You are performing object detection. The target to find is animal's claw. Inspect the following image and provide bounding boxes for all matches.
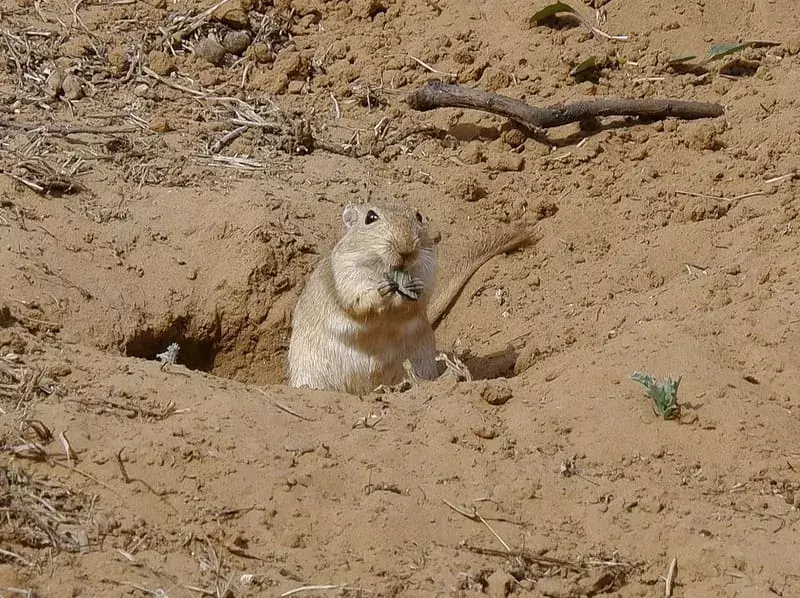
[378,279,399,296]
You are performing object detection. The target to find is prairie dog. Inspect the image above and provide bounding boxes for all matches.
[287,199,531,394]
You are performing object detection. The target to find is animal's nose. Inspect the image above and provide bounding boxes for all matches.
[390,248,416,269]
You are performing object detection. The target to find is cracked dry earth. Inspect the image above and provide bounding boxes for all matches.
[2,0,800,597]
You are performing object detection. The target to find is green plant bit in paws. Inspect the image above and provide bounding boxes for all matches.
[390,269,421,301]
[631,371,681,420]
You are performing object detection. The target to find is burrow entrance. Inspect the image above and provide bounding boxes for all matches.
[124,316,219,373]
[122,310,291,386]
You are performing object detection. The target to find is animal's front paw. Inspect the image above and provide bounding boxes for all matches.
[402,275,424,297]
[377,279,399,297]
[389,269,421,301]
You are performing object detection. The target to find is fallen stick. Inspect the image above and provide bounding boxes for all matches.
[405,81,724,130]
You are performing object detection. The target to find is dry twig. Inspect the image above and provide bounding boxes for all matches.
[406,81,724,132]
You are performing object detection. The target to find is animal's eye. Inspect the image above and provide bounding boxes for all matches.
[415,211,424,223]
[364,209,379,225]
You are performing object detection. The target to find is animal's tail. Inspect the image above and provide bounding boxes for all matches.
[428,227,535,328]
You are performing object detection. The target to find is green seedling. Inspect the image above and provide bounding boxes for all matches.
[570,55,599,80]
[668,40,780,67]
[631,371,681,420]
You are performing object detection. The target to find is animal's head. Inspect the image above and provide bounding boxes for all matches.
[335,199,437,300]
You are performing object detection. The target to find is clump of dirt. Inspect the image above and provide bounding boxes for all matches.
[2,0,800,596]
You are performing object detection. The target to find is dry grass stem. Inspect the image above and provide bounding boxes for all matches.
[260,390,316,422]
[280,585,347,597]
[663,556,678,597]
[406,54,457,79]
[0,463,102,559]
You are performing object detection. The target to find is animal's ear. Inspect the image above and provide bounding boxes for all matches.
[342,204,360,229]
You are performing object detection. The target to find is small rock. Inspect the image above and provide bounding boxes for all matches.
[460,141,485,165]
[250,71,288,94]
[464,60,489,82]
[684,122,719,151]
[678,197,729,222]
[785,35,800,55]
[198,68,223,88]
[481,381,513,406]
[223,30,251,55]
[0,303,13,327]
[292,0,322,16]
[149,116,171,133]
[273,51,307,79]
[514,344,545,375]
[486,570,516,598]
[282,531,305,548]
[61,74,84,100]
[245,42,273,63]
[580,571,618,596]
[532,199,557,219]
[133,83,150,97]
[213,0,250,28]
[480,66,511,91]
[195,36,227,66]
[725,264,741,275]
[45,69,65,98]
[501,126,527,147]
[472,425,498,439]
[446,175,486,202]
[107,46,129,76]
[352,0,385,19]
[452,45,475,65]
[486,150,524,172]
[60,37,89,58]
[535,576,578,598]
[147,50,175,76]
[711,76,731,96]
[287,80,305,94]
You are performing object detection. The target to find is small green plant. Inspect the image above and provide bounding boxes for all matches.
[631,371,681,419]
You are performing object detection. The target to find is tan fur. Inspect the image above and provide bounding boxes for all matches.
[287,199,532,394]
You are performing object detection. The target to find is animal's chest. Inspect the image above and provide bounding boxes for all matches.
[329,313,435,393]
[341,316,423,355]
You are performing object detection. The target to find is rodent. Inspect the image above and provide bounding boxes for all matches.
[287,199,532,394]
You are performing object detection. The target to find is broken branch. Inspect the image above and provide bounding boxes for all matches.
[405,81,724,130]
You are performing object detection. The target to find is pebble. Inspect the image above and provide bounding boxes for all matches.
[147,50,175,76]
[61,74,84,100]
[486,570,516,598]
[223,30,251,55]
[45,69,65,98]
[486,150,525,172]
[481,381,513,405]
[195,36,227,66]
[446,175,486,202]
[149,116,171,133]
[352,0,385,19]
[213,0,250,28]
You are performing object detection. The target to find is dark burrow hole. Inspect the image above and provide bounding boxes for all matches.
[124,317,219,373]
[460,344,519,380]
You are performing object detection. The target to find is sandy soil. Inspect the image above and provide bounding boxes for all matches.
[2,0,800,596]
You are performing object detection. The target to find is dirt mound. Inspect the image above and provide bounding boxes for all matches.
[2,0,800,596]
